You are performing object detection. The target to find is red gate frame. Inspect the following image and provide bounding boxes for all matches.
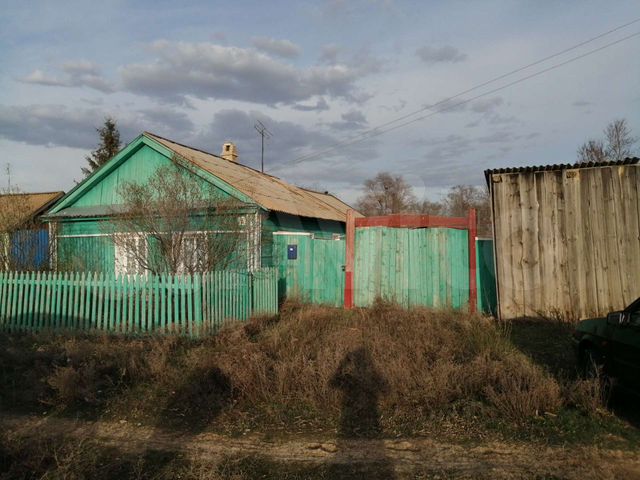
[344,209,477,312]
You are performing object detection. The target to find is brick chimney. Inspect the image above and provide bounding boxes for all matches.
[221,142,238,162]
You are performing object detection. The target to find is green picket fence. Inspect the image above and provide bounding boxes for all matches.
[0,268,278,336]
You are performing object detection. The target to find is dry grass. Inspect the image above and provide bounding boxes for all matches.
[0,301,608,436]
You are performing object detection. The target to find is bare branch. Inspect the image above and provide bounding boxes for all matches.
[106,158,248,275]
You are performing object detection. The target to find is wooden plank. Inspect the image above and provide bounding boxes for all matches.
[193,273,202,337]
[467,208,477,313]
[71,272,80,330]
[16,272,25,330]
[160,274,167,333]
[168,274,175,333]
[563,169,583,318]
[503,175,523,317]
[600,167,624,311]
[344,209,355,308]
[42,273,51,330]
[179,274,186,334]
[114,274,122,333]
[581,170,601,317]
[97,273,105,331]
[6,272,15,331]
[26,272,35,331]
[619,166,640,305]
[153,274,160,333]
[355,214,468,229]
[0,272,7,328]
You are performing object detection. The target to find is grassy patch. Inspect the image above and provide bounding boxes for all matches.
[0,301,636,446]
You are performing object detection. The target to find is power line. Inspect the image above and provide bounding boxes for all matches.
[278,20,640,167]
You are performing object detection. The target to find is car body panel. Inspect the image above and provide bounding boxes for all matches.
[574,297,640,392]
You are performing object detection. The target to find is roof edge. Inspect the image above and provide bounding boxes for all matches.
[484,157,640,185]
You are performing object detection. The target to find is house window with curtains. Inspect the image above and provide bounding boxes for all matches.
[176,232,208,274]
[114,234,147,276]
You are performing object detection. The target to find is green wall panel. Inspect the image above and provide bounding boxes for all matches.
[476,239,497,315]
[261,212,345,267]
[57,236,115,273]
[72,145,232,208]
[273,234,345,306]
[354,227,470,309]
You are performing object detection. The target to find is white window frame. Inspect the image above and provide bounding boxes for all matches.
[114,233,147,276]
[176,231,209,275]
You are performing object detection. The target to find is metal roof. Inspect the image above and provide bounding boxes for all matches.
[484,157,639,184]
[144,132,361,223]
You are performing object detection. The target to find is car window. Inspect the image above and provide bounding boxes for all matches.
[631,311,640,327]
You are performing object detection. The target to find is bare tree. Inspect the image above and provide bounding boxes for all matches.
[577,119,637,164]
[105,159,248,275]
[577,139,606,164]
[356,172,417,216]
[415,199,444,216]
[604,119,637,161]
[441,185,492,237]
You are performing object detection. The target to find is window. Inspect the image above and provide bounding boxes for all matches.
[176,232,208,274]
[114,234,147,276]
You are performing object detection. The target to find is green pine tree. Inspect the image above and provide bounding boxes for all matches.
[82,117,122,177]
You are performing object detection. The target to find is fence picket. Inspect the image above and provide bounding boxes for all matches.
[7,272,14,329]
[16,272,25,330]
[0,269,275,335]
[26,272,35,331]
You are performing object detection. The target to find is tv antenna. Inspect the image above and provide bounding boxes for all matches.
[254,120,272,173]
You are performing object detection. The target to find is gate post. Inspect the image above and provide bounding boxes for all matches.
[468,208,478,313]
[344,209,355,309]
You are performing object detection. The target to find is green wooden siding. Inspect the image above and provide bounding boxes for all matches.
[261,212,345,267]
[72,145,233,208]
[476,239,497,315]
[354,227,470,309]
[0,269,278,336]
[58,235,115,272]
[273,234,345,306]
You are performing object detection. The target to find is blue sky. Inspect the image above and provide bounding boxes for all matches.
[1,0,639,204]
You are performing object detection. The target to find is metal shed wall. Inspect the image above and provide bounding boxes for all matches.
[490,164,640,320]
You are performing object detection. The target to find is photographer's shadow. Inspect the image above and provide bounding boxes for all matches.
[328,347,395,479]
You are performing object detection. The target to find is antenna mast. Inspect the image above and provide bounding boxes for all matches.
[254,120,272,173]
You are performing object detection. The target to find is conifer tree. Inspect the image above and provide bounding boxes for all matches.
[82,117,121,177]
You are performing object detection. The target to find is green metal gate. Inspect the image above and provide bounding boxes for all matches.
[273,234,345,306]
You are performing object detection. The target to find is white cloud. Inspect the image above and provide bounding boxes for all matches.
[0,104,194,149]
[20,60,114,93]
[251,37,301,58]
[119,40,372,106]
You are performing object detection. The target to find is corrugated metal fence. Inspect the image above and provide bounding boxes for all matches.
[0,268,277,336]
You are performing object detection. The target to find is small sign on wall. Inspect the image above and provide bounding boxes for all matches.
[287,244,297,260]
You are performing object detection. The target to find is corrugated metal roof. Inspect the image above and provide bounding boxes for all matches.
[0,191,64,225]
[144,132,361,222]
[484,157,639,184]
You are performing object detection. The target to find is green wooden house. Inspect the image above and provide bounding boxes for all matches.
[44,132,356,274]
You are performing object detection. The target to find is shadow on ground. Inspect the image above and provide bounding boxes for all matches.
[508,318,577,379]
[157,365,234,433]
[509,317,640,430]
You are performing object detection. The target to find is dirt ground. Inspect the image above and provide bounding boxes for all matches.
[2,414,640,479]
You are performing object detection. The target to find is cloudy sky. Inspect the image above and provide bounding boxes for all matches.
[1,0,639,204]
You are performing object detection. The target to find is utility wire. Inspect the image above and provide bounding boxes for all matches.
[278,20,640,167]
